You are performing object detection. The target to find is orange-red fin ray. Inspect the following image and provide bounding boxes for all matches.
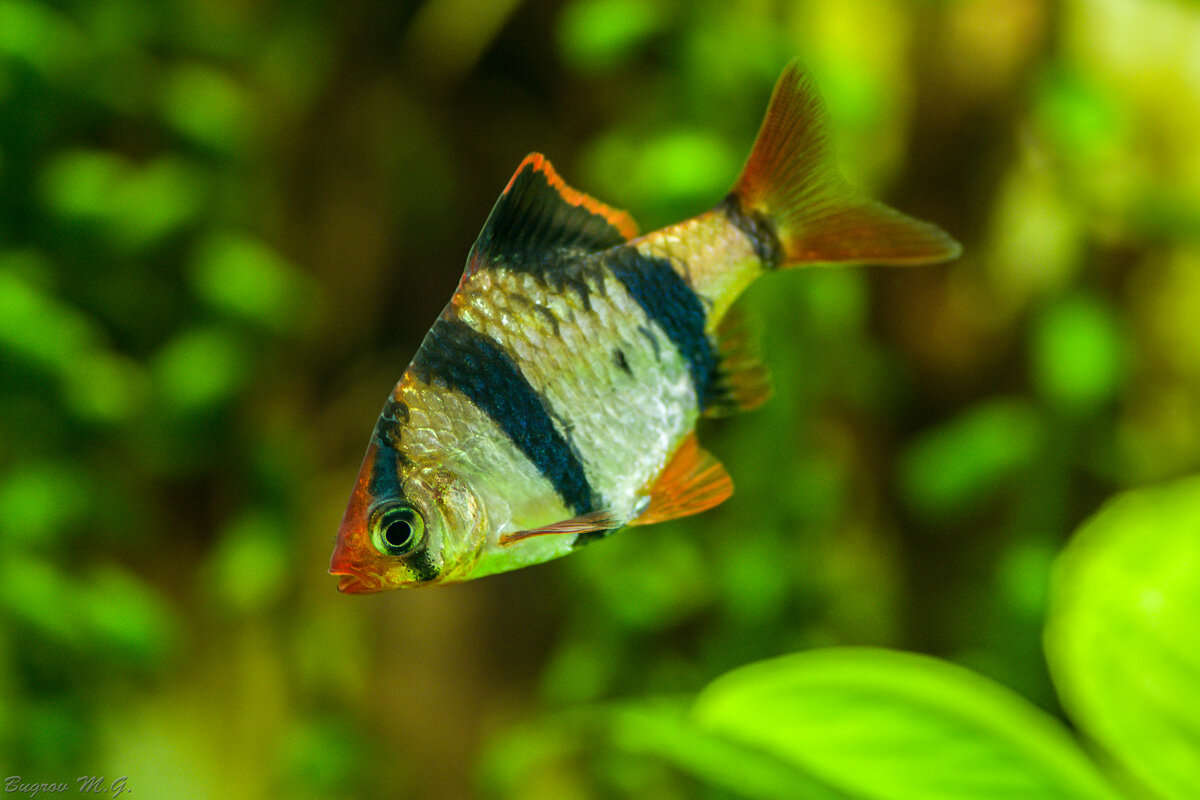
[465,153,639,276]
[499,509,623,546]
[706,306,772,418]
[730,60,961,268]
[630,432,734,526]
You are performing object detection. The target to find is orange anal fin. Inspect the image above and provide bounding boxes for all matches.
[630,432,734,526]
[499,510,623,546]
[706,305,772,418]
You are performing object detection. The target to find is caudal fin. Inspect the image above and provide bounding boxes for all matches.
[731,61,961,268]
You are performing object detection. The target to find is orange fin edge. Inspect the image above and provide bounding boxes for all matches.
[630,432,733,526]
[507,154,640,241]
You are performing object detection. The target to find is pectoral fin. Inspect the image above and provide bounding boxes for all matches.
[499,509,623,546]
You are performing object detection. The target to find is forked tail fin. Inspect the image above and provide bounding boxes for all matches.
[730,60,961,268]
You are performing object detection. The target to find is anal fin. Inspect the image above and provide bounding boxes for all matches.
[630,432,733,526]
[705,306,772,418]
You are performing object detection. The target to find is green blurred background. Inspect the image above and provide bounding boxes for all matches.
[2,0,1198,797]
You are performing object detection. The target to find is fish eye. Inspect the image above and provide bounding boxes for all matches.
[370,504,425,556]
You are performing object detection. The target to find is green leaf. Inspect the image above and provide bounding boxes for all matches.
[0,262,99,373]
[152,325,250,413]
[160,62,254,153]
[0,460,92,546]
[899,398,1044,519]
[189,232,313,333]
[0,0,87,80]
[692,648,1124,800]
[1031,294,1124,413]
[559,0,670,72]
[78,565,178,669]
[202,509,290,613]
[41,151,205,249]
[608,700,851,800]
[1046,476,1200,800]
[0,552,82,646]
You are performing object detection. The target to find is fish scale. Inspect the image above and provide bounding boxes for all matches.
[398,381,574,578]
[330,61,961,591]
[450,262,697,526]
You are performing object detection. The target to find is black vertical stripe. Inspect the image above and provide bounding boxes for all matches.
[409,317,597,516]
[717,193,783,269]
[372,397,411,457]
[606,248,717,408]
[366,445,438,582]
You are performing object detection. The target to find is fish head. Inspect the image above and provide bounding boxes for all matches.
[330,439,486,592]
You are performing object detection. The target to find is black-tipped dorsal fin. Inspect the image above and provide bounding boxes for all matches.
[465,154,639,275]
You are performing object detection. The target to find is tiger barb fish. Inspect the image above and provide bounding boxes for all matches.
[331,61,960,592]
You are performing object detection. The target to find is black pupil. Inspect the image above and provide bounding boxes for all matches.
[383,515,414,550]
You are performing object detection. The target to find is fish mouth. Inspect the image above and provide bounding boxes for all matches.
[329,567,383,594]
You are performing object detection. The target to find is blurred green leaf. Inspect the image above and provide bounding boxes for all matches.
[0,264,106,375]
[575,527,710,631]
[190,232,313,332]
[152,325,250,413]
[634,131,737,205]
[255,19,334,112]
[1032,294,1124,412]
[1036,67,1124,163]
[111,157,207,248]
[160,62,254,153]
[692,648,1124,800]
[279,718,368,796]
[559,0,671,72]
[1046,476,1200,800]
[61,351,150,423]
[41,149,128,221]
[539,636,620,705]
[987,162,1085,306]
[609,700,851,800]
[996,539,1057,619]
[899,399,1044,519]
[41,151,206,249]
[79,565,178,669]
[203,509,289,613]
[0,460,91,546]
[0,552,82,645]
[584,128,738,221]
[800,269,868,336]
[23,701,89,774]
[0,0,87,79]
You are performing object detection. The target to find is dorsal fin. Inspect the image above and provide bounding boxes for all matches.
[465,153,639,275]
